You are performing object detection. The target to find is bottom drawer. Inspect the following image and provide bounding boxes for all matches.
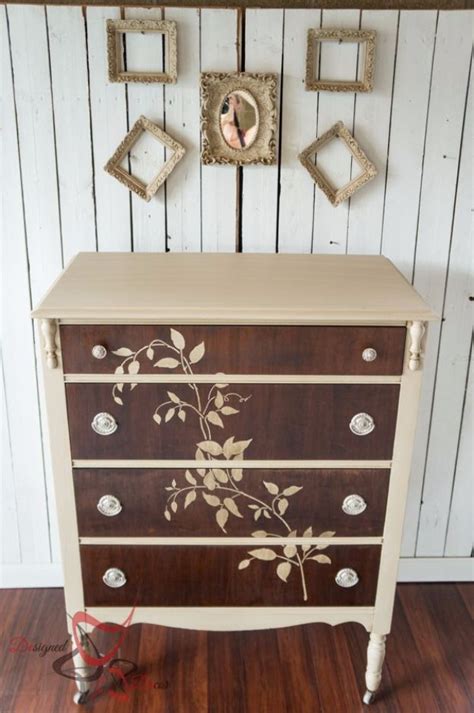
[81,545,381,607]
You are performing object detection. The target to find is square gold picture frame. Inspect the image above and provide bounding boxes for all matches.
[107,19,177,84]
[104,115,185,202]
[306,28,376,93]
[298,121,377,207]
[200,72,278,166]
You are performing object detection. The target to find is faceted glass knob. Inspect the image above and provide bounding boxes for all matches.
[335,568,359,588]
[362,347,377,362]
[342,494,367,516]
[349,412,375,436]
[97,494,122,517]
[102,568,127,588]
[91,344,107,360]
[91,412,118,436]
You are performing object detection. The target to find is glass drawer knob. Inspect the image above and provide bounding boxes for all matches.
[349,412,375,436]
[362,347,377,362]
[335,568,359,588]
[97,494,122,517]
[102,568,127,589]
[342,494,367,516]
[91,412,118,436]
[92,344,107,359]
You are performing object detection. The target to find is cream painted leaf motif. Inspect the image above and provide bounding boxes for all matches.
[214,390,224,409]
[184,490,197,509]
[263,481,279,495]
[283,486,303,497]
[185,470,197,485]
[248,548,277,561]
[170,328,185,351]
[168,391,180,404]
[315,530,336,550]
[189,342,205,364]
[231,468,243,482]
[207,411,224,428]
[203,472,216,491]
[155,357,180,368]
[165,408,175,423]
[284,544,296,558]
[112,348,134,357]
[238,559,251,570]
[197,440,223,456]
[128,360,140,375]
[276,561,292,583]
[216,508,229,532]
[224,498,243,518]
[252,530,268,537]
[153,413,162,424]
[146,347,154,360]
[203,493,220,507]
[221,406,239,415]
[213,468,228,484]
[178,410,186,422]
[309,554,331,564]
[278,498,289,515]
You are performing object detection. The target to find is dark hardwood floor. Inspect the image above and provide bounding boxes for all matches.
[0,584,472,713]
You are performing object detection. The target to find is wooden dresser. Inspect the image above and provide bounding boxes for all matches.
[32,253,436,705]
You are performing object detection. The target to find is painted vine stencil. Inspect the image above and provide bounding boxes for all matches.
[111,328,335,602]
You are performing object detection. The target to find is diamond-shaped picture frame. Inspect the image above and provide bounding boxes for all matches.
[104,115,185,202]
[306,28,376,93]
[298,121,377,207]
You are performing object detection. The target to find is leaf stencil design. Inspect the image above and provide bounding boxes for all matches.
[110,327,335,602]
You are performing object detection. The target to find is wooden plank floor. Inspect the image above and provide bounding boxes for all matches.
[0,584,472,713]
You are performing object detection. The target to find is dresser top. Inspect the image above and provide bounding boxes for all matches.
[32,252,437,323]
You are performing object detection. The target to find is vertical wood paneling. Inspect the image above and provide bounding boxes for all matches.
[164,7,202,252]
[241,9,284,252]
[346,10,398,254]
[277,9,320,254]
[87,7,131,251]
[7,5,63,302]
[402,11,472,556]
[416,63,472,556]
[3,7,52,564]
[1,375,21,565]
[312,9,360,254]
[381,11,437,281]
[445,351,473,556]
[125,7,167,253]
[47,7,96,261]
[200,9,238,252]
[2,6,472,584]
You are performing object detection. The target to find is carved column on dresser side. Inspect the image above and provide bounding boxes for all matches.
[407,321,426,371]
[363,633,387,705]
[71,629,94,705]
[40,318,60,369]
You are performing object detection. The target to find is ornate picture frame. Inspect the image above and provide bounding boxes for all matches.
[104,115,185,202]
[305,28,376,92]
[200,72,278,166]
[106,19,178,84]
[298,121,377,206]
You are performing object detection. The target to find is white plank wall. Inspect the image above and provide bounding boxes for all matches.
[2,5,472,586]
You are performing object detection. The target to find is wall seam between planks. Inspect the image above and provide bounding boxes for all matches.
[235,7,245,252]
[274,9,286,253]
[414,46,472,558]
[410,10,439,286]
[443,337,473,555]
[309,9,322,254]
[44,7,65,269]
[379,10,401,256]
[344,8,362,254]
[83,7,99,252]
[120,6,134,252]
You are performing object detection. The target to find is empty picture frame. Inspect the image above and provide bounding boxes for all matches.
[306,28,376,92]
[299,121,377,206]
[201,72,278,166]
[107,19,177,84]
[104,115,185,201]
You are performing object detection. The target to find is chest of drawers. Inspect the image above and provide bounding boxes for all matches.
[32,253,436,705]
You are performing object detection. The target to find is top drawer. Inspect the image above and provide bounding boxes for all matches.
[60,325,406,375]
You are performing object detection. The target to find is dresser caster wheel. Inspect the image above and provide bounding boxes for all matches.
[73,691,89,705]
[363,689,374,705]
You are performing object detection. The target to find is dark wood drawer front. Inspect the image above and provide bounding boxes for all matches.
[66,383,399,460]
[81,544,381,607]
[60,325,406,375]
[74,468,389,537]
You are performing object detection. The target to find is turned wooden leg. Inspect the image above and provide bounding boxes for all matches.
[363,633,386,704]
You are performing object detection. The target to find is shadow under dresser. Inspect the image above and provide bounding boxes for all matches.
[32,252,437,705]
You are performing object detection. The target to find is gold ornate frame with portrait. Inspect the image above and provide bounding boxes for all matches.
[200,72,278,166]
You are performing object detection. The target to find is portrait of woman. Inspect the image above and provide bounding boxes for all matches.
[220,90,259,150]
